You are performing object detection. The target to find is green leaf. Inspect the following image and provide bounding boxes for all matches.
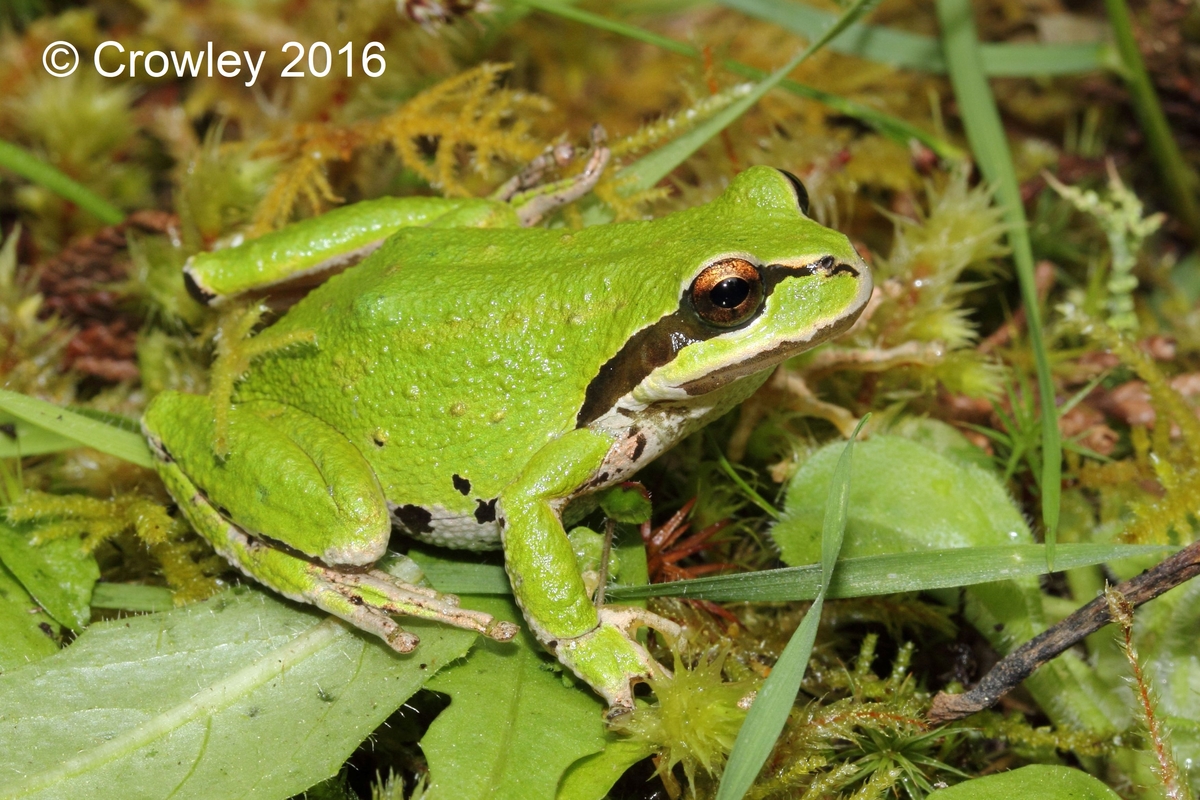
[936,0,1061,561]
[89,582,175,613]
[412,551,511,595]
[927,766,1120,799]
[771,434,1120,732]
[0,391,153,468]
[557,736,654,800]
[0,587,475,800]
[772,435,1032,566]
[0,522,98,632]
[716,419,863,800]
[598,483,652,524]
[719,0,1110,76]
[0,561,58,672]
[423,596,607,800]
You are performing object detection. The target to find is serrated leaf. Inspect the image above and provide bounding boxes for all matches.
[0,562,58,672]
[0,587,475,800]
[0,391,152,468]
[927,766,1120,799]
[423,596,607,800]
[0,522,98,632]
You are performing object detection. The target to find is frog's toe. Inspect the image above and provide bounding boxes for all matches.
[553,605,680,719]
[597,605,682,643]
[301,560,520,649]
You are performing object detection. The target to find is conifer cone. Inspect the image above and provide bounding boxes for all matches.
[37,211,179,383]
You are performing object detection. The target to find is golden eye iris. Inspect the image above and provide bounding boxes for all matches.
[689,258,764,328]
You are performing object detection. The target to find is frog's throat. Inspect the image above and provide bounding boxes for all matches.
[576,257,870,427]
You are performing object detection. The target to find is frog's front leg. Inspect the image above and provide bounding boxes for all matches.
[499,427,681,720]
[143,392,518,649]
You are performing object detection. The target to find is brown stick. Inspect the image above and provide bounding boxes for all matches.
[927,538,1200,724]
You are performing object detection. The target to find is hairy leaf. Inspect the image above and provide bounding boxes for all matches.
[0,587,474,800]
[0,522,98,632]
[0,562,58,672]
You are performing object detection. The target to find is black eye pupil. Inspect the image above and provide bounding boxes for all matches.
[711,277,750,309]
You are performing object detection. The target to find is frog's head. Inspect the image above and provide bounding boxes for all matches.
[578,166,871,425]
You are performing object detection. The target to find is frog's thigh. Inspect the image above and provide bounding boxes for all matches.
[143,391,390,565]
[149,451,515,651]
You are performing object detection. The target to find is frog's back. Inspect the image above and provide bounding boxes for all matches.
[237,221,684,546]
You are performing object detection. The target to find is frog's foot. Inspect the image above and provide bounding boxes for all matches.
[286,549,520,652]
[220,525,519,652]
[553,606,681,722]
[505,125,610,227]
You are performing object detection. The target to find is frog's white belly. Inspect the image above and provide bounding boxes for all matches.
[390,502,502,551]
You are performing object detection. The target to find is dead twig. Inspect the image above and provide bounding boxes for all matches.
[927,538,1200,723]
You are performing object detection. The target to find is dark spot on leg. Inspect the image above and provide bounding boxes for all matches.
[395,504,434,534]
[349,595,364,606]
[631,431,647,462]
[452,474,472,496]
[0,423,16,440]
[474,498,497,524]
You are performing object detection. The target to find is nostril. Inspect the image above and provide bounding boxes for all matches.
[814,255,836,271]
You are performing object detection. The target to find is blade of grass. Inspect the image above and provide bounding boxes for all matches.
[619,0,881,193]
[715,415,865,800]
[609,543,1172,602]
[1102,0,1200,239]
[0,140,124,225]
[0,390,153,468]
[720,0,1111,76]
[937,0,1061,566]
[714,448,780,520]
[404,543,1170,599]
[515,0,964,165]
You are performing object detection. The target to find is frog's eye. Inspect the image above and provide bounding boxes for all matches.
[690,258,764,328]
[778,169,811,216]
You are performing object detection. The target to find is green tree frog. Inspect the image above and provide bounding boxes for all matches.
[142,162,871,719]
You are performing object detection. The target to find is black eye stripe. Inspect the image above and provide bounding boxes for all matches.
[575,257,849,427]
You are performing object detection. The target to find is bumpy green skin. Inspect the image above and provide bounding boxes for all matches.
[143,166,872,714]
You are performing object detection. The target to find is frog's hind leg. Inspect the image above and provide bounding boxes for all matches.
[169,476,516,650]
[144,392,518,650]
